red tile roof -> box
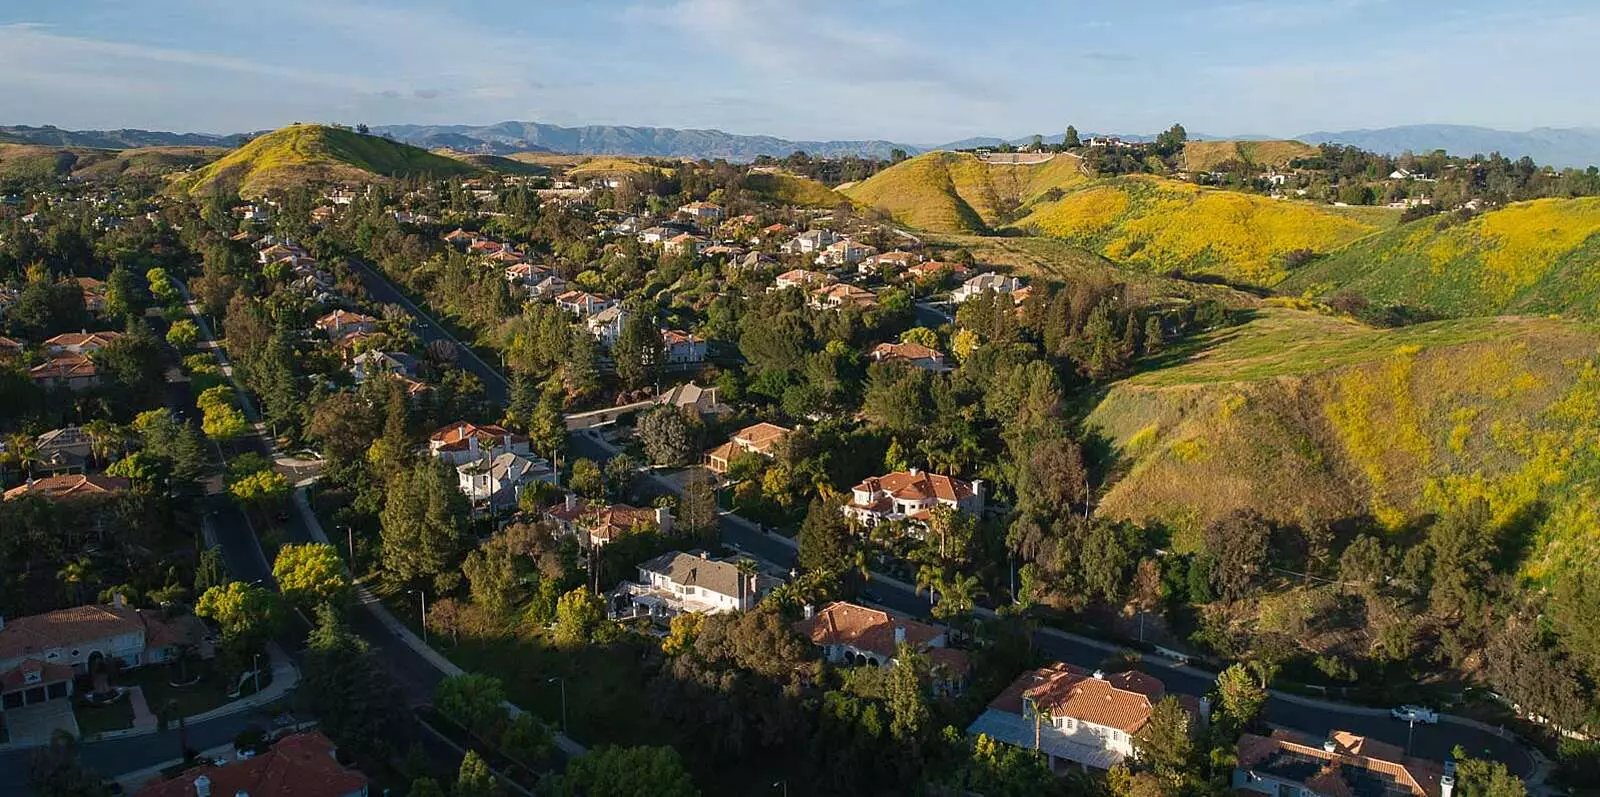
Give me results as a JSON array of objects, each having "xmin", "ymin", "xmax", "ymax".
[
  {"xmin": 990, "ymin": 663, "xmax": 1166, "ymax": 734},
  {"xmin": 795, "ymin": 602, "xmax": 938, "ymax": 659},
  {"xmin": 4, "ymin": 473, "xmax": 128, "ymax": 502},
  {"xmin": 44, "ymin": 330, "xmax": 122, "ymax": 350},
  {"xmin": 0, "ymin": 602, "xmax": 158, "ymax": 660},
  {"xmin": 135, "ymin": 732, "xmax": 368, "ymax": 797},
  {"xmin": 429, "ymin": 421, "xmax": 526, "ymax": 451},
  {"xmin": 851, "ymin": 470, "xmax": 972, "ymax": 503},
  {"xmin": 869, "ymin": 341, "xmax": 944, "ymax": 365},
  {"xmin": 1237, "ymin": 730, "xmax": 1444, "ymax": 797}
]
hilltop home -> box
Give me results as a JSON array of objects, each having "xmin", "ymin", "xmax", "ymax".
[
  {"xmin": 33, "ymin": 427, "xmax": 94, "ymax": 474},
  {"xmin": 1234, "ymin": 730, "xmax": 1450, "ymax": 797},
  {"xmin": 678, "ymin": 201, "xmax": 724, "ymax": 222},
  {"xmin": 428, "ymin": 421, "xmax": 531, "ymax": 466},
  {"xmin": 611, "ymin": 550, "xmax": 762, "ymax": 620},
  {"xmin": 774, "ymin": 269, "xmax": 832, "ymax": 291},
  {"xmin": 859, "ymin": 250, "xmax": 921, "ymax": 275},
  {"xmin": 794, "ymin": 601, "xmax": 970, "ymax": 689},
  {"xmin": 657, "ymin": 381, "xmax": 732, "ymax": 418},
  {"xmin": 967, "ymin": 663, "xmax": 1202, "ymax": 772},
  {"xmin": 348, "ymin": 350, "xmax": 418, "ymax": 383},
  {"xmin": 868, "ymin": 341, "xmax": 948, "ymax": 372},
  {"xmin": 953, "ymin": 272, "xmax": 1025, "ymax": 303},
  {"xmin": 705, "ymin": 422, "xmax": 791, "ymax": 474},
  {"xmin": 810, "ymin": 283, "xmax": 879, "ymax": 311},
  {"xmin": 1, "ymin": 598, "xmax": 207, "ymax": 712},
  {"xmin": 843, "ymin": 468, "xmax": 983, "ymax": 526},
  {"xmin": 135, "ymin": 731, "xmax": 369, "ymax": 797},
  {"xmin": 554, "ymin": 290, "xmax": 616, "ymax": 318},
  {"xmin": 782, "ymin": 229, "xmax": 838, "ymax": 255},
  {"xmin": 816, "ymin": 238, "xmax": 877, "ymax": 267},
  {"xmin": 587, "ymin": 304, "xmax": 630, "ymax": 348},
  {"xmin": 661, "ymin": 330, "xmax": 707, "ymax": 364}
]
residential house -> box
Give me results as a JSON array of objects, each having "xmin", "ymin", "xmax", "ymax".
[
  {"xmin": 545, "ymin": 494, "xmax": 675, "ymax": 548},
  {"xmin": 783, "ymin": 229, "xmax": 838, "ymax": 255},
  {"xmin": 503, "ymin": 262, "xmax": 549, "ymax": 286},
  {"xmin": 34, "ymin": 427, "xmax": 94, "ymax": 474},
  {"xmin": 612, "ymin": 550, "xmax": 763, "ymax": 620},
  {"xmin": 554, "ymin": 290, "xmax": 616, "ymax": 318},
  {"xmin": 736, "ymin": 251, "xmax": 780, "ymax": 271},
  {"xmin": 0, "ymin": 335, "xmax": 23, "ymax": 359},
  {"xmin": 638, "ymin": 226, "xmax": 672, "ymax": 245},
  {"xmin": 1, "ymin": 597, "xmax": 207, "ymax": 713},
  {"xmin": 586, "ymin": 304, "xmax": 629, "ymax": 348},
  {"xmin": 4, "ymin": 473, "xmax": 130, "ymax": 502},
  {"xmin": 485, "ymin": 248, "xmax": 527, "ymax": 266},
  {"xmin": 843, "ymin": 468, "xmax": 983, "ymax": 526},
  {"xmin": 443, "ymin": 228, "xmax": 478, "ymax": 246},
  {"xmin": 966, "ymin": 663, "xmax": 1198, "ymax": 772},
  {"xmin": 774, "ymin": 269, "xmax": 831, "ymax": 291},
  {"xmin": 859, "ymin": 250, "xmax": 920, "ymax": 275},
  {"xmin": 29, "ymin": 354, "xmax": 101, "ymax": 391},
  {"xmin": 314, "ymin": 310, "xmax": 379, "ymax": 339},
  {"xmin": 678, "ymin": 201, "xmax": 724, "ymax": 222},
  {"xmin": 656, "ymin": 381, "xmax": 732, "ymax": 418},
  {"xmin": 794, "ymin": 601, "xmax": 970, "ymax": 687},
  {"xmin": 953, "ymin": 272, "xmax": 1025, "ymax": 303},
  {"xmin": 664, "ymin": 233, "xmax": 707, "ymax": 257},
  {"xmin": 817, "ymin": 238, "xmax": 877, "ymax": 267},
  {"xmin": 348, "ymin": 350, "xmax": 417, "ymax": 383},
  {"xmin": 661, "ymin": 330, "xmax": 707, "ymax": 364},
  {"xmin": 468, "ymin": 239, "xmax": 505, "ymax": 256},
  {"xmin": 705, "ymin": 422, "xmax": 790, "ymax": 474},
  {"xmin": 810, "ymin": 283, "xmax": 878, "ymax": 310},
  {"xmin": 71, "ymin": 277, "xmax": 107, "ymax": 313},
  {"xmin": 1234, "ymin": 730, "xmax": 1450, "ymax": 797},
  {"xmin": 868, "ymin": 341, "xmax": 948, "ymax": 371},
  {"xmin": 427, "ymin": 421, "xmax": 531, "ymax": 466},
  {"xmin": 529, "ymin": 274, "xmax": 571, "ymax": 300},
  {"xmin": 905, "ymin": 260, "xmax": 968, "ymax": 282},
  {"xmin": 134, "ymin": 731, "xmax": 369, "ymax": 797},
  {"xmin": 457, "ymin": 451, "xmax": 558, "ymax": 510},
  {"xmin": 44, "ymin": 330, "xmax": 121, "ymax": 355},
  {"xmin": 701, "ymin": 244, "xmax": 745, "ymax": 260}
]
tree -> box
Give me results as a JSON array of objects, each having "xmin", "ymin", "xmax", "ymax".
[
  {"xmin": 455, "ymin": 750, "xmax": 500, "ymax": 797},
  {"xmin": 28, "ymin": 731, "xmax": 108, "ymax": 797},
  {"xmin": 379, "ymin": 458, "xmax": 468, "ymax": 589},
  {"xmin": 888, "ymin": 648, "xmax": 931, "ymax": 741},
  {"xmin": 570, "ymin": 457, "xmax": 605, "ymax": 499},
  {"xmin": 1065, "ymin": 125, "xmax": 1082, "ymax": 148},
  {"xmin": 228, "ymin": 468, "xmax": 290, "ymax": 512},
  {"xmin": 676, "ymin": 469, "xmax": 719, "ymax": 543},
  {"xmin": 502, "ymin": 712, "xmax": 554, "ymax": 763},
  {"xmin": 900, "ymin": 326, "xmax": 940, "ymax": 349},
  {"xmin": 612, "ymin": 308, "xmax": 665, "ymax": 390},
  {"xmin": 797, "ymin": 499, "xmax": 853, "ymax": 575},
  {"xmin": 1215, "ymin": 663, "xmax": 1268, "ymax": 732},
  {"xmin": 1133, "ymin": 696, "xmax": 1193, "ymax": 787},
  {"xmin": 194, "ymin": 547, "xmax": 226, "ymax": 595},
  {"xmin": 463, "ymin": 538, "xmax": 520, "ymax": 622},
  {"xmin": 637, "ymin": 406, "xmax": 698, "ymax": 467},
  {"xmin": 300, "ymin": 604, "xmax": 406, "ymax": 760},
  {"xmin": 1143, "ymin": 315, "xmax": 1164, "ymax": 357},
  {"xmin": 435, "ymin": 673, "xmax": 509, "ymax": 742},
  {"xmin": 408, "ymin": 778, "xmax": 446, "ymax": 797},
  {"xmin": 165, "ymin": 318, "xmax": 199, "ymax": 350},
  {"xmin": 556, "ymin": 745, "xmax": 700, "ymax": 797},
  {"xmin": 1453, "ymin": 750, "xmax": 1527, "ymax": 797},
  {"xmin": 662, "ymin": 612, "xmax": 705, "ymax": 656},
  {"xmin": 1203, "ymin": 510, "xmax": 1273, "ymax": 601},
  {"xmin": 272, "ymin": 543, "xmax": 349, "ymax": 608},
  {"xmin": 554, "ymin": 587, "xmax": 606, "ymax": 647},
  {"xmin": 196, "ymin": 581, "xmax": 280, "ymax": 649}
]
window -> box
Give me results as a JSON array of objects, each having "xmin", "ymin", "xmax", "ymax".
[
  {"xmin": 1062, "ymin": 717, "xmax": 1077, "ymax": 732},
  {"xmin": 23, "ymin": 670, "xmax": 41, "ymax": 685},
  {"xmin": 70, "ymin": 649, "xmax": 80, "ymax": 658}
]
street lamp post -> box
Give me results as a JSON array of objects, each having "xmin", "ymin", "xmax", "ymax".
[
  {"xmin": 773, "ymin": 780, "xmax": 788, "ymax": 797},
  {"xmin": 343, "ymin": 525, "xmax": 354, "ymax": 564},
  {"xmin": 251, "ymin": 652, "xmax": 261, "ymax": 696},
  {"xmin": 409, "ymin": 589, "xmax": 428, "ymax": 643},
  {"xmin": 547, "ymin": 677, "xmax": 567, "ymax": 735}
]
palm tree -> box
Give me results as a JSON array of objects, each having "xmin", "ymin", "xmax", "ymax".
[
  {"xmin": 82, "ymin": 419, "xmax": 127, "ymax": 468},
  {"xmin": 736, "ymin": 559, "xmax": 760, "ymax": 609},
  {"xmin": 916, "ymin": 564, "xmax": 946, "ymax": 609},
  {"xmin": 4, "ymin": 431, "xmax": 40, "ymax": 481},
  {"xmin": 58, "ymin": 557, "xmax": 95, "ymax": 605},
  {"xmin": 941, "ymin": 572, "xmax": 983, "ymax": 618},
  {"xmin": 852, "ymin": 549, "xmax": 872, "ymax": 588}
]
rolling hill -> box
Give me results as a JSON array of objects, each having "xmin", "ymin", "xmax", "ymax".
[
  {"xmin": 841, "ymin": 151, "xmax": 1089, "ymax": 233},
  {"xmin": 1011, "ymin": 176, "xmax": 1382, "ymax": 286},
  {"xmin": 434, "ymin": 150, "xmax": 549, "ymax": 176},
  {"xmin": 1086, "ymin": 307, "xmax": 1600, "ymax": 580},
  {"xmin": 745, "ymin": 170, "xmax": 847, "ymax": 208},
  {"xmin": 1282, "ymin": 197, "xmax": 1600, "ymax": 318},
  {"xmin": 0, "ymin": 144, "xmax": 224, "ymax": 182},
  {"xmin": 172, "ymin": 124, "xmax": 477, "ymax": 197},
  {"xmin": 1180, "ymin": 139, "xmax": 1318, "ymax": 172}
]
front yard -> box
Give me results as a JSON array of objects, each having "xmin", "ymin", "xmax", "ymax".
[{"xmin": 73, "ymin": 689, "xmax": 135, "ymax": 736}]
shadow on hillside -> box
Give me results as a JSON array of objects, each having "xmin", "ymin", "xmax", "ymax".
[{"xmin": 1163, "ymin": 268, "xmax": 1274, "ymax": 298}]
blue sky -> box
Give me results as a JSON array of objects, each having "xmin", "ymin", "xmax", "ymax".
[{"xmin": 3, "ymin": 0, "xmax": 1600, "ymax": 145}]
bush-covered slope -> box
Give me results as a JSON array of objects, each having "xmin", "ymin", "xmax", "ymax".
[
  {"xmin": 174, "ymin": 124, "xmax": 477, "ymax": 197},
  {"xmin": 841, "ymin": 151, "xmax": 1088, "ymax": 233},
  {"xmin": 1181, "ymin": 139, "xmax": 1318, "ymax": 172},
  {"xmin": 1281, "ymin": 197, "xmax": 1600, "ymax": 317},
  {"xmin": 435, "ymin": 150, "xmax": 549, "ymax": 175},
  {"xmin": 1012, "ymin": 176, "xmax": 1377, "ymax": 285},
  {"xmin": 1088, "ymin": 308, "xmax": 1600, "ymax": 580},
  {"xmin": 745, "ymin": 171, "xmax": 846, "ymax": 208}
]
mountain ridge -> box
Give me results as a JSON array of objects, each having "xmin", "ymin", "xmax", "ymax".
[{"xmin": 369, "ymin": 121, "xmax": 919, "ymax": 162}]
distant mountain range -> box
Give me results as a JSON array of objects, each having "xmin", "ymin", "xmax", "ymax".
[
  {"xmin": 6, "ymin": 120, "xmax": 1600, "ymax": 168},
  {"xmin": 369, "ymin": 122, "xmax": 917, "ymax": 161}
]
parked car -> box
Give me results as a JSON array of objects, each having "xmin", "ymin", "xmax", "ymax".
[{"xmin": 1391, "ymin": 705, "xmax": 1439, "ymax": 724}]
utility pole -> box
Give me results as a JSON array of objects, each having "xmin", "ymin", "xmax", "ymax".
[{"xmin": 548, "ymin": 677, "xmax": 567, "ymax": 735}]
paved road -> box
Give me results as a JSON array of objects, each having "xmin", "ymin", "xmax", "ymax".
[
  {"xmin": 361, "ymin": 257, "xmax": 1536, "ymax": 776},
  {"xmin": 347, "ymin": 258, "xmax": 510, "ymax": 405}
]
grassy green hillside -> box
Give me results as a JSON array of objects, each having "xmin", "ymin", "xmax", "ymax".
[
  {"xmin": 745, "ymin": 171, "xmax": 846, "ymax": 208},
  {"xmin": 841, "ymin": 151, "xmax": 1088, "ymax": 233},
  {"xmin": 436, "ymin": 150, "xmax": 549, "ymax": 176},
  {"xmin": 1012, "ymin": 176, "xmax": 1380, "ymax": 285},
  {"xmin": 1282, "ymin": 197, "xmax": 1600, "ymax": 317},
  {"xmin": 0, "ymin": 144, "xmax": 223, "ymax": 182},
  {"xmin": 562, "ymin": 156, "xmax": 663, "ymax": 180},
  {"xmin": 1087, "ymin": 308, "xmax": 1600, "ymax": 579},
  {"xmin": 174, "ymin": 124, "xmax": 477, "ymax": 197},
  {"xmin": 1181, "ymin": 139, "xmax": 1318, "ymax": 172}
]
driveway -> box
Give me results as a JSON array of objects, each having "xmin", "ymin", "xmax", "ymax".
[{"xmin": 3, "ymin": 700, "xmax": 79, "ymax": 746}]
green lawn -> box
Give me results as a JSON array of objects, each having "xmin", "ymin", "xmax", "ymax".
[
  {"xmin": 75, "ymin": 692, "xmax": 136, "ymax": 736},
  {"xmin": 118, "ymin": 659, "xmax": 269, "ymax": 721}
]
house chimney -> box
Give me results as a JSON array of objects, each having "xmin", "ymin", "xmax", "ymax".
[
  {"xmin": 894, "ymin": 625, "xmax": 906, "ymax": 645},
  {"xmin": 193, "ymin": 775, "xmax": 211, "ymax": 797},
  {"xmin": 1322, "ymin": 739, "xmax": 1337, "ymax": 754},
  {"xmin": 1198, "ymin": 695, "xmax": 1212, "ymax": 727},
  {"xmin": 908, "ymin": 466, "xmax": 920, "ymax": 476},
  {"xmin": 565, "ymin": 493, "xmax": 578, "ymax": 512},
  {"xmin": 803, "ymin": 604, "xmax": 815, "ymax": 620},
  {"xmin": 1441, "ymin": 760, "xmax": 1456, "ymax": 797},
  {"xmin": 1092, "ymin": 669, "xmax": 1106, "ymax": 680},
  {"xmin": 699, "ymin": 550, "xmax": 710, "ymax": 559},
  {"xmin": 655, "ymin": 506, "xmax": 674, "ymax": 534},
  {"xmin": 113, "ymin": 593, "xmax": 126, "ymax": 609}
]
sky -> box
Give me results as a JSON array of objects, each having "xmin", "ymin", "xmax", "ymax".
[{"xmin": 3, "ymin": 0, "xmax": 1600, "ymax": 146}]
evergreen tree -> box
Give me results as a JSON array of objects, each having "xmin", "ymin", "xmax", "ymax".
[{"xmin": 1065, "ymin": 125, "xmax": 1082, "ymax": 148}]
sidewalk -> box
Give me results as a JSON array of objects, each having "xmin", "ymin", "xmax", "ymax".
[{"xmin": 290, "ymin": 488, "xmax": 586, "ymax": 758}]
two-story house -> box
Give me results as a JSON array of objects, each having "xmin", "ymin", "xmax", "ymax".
[
  {"xmin": 554, "ymin": 290, "xmax": 617, "ymax": 318},
  {"xmin": 33, "ymin": 427, "xmax": 94, "ymax": 474},
  {"xmin": 427, "ymin": 421, "xmax": 532, "ymax": 466},
  {"xmin": 774, "ymin": 269, "xmax": 831, "ymax": 291},
  {"xmin": 348, "ymin": 350, "xmax": 417, "ymax": 384},
  {"xmin": 656, "ymin": 381, "xmax": 732, "ymax": 419},
  {"xmin": 314, "ymin": 310, "xmax": 379, "ymax": 340},
  {"xmin": 544, "ymin": 494, "xmax": 675, "ymax": 548},
  {"xmin": 782, "ymin": 229, "xmax": 837, "ymax": 255},
  {"xmin": 842, "ymin": 468, "xmax": 983, "ymax": 527},
  {"xmin": 29, "ymin": 354, "xmax": 101, "ymax": 391},
  {"xmin": 705, "ymin": 422, "xmax": 790, "ymax": 474},
  {"xmin": 661, "ymin": 330, "xmax": 707, "ymax": 364},
  {"xmin": 678, "ymin": 201, "xmax": 724, "ymax": 222},
  {"xmin": 456, "ymin": 451, "xmax": 558, "ymax": 510},
  {"xmin": 4, "ymin": 473, "xmax": 130, "ymax": 503},
  {"xmin": 612, "ymin": 551, "xmax": 762, "ymax": 620},
  {"xmin": 967, "ymin": 663, "xmax": 1200, "ymax": 772},
  {"xmin": 1, "ymin": 598, "xmax": 205, "ymax": 713},
  {"xmin": 859, "ymin": 250, "xmax": 921, "ymax": 275},
  {"xmin": 794, "ymin": 602, "xmax": 970, "ymax": 689},
  {"xmin": 953, "ymin": 272, "xmax": 1026, "ymax": 303},
  {"xmin": 586, "ymin": 304, "xmax": 629, "ymax": 348},
  {"xmin": 1234, "ymin": 730, "xmax": 1450, "ymax": 797},
  {"xmin": 810, "ymin": 283, "xmax": 879, "ymax": 311},
  {"xmin": 816, "ymin": 238, "xmax": 877, "ymax": 267}
]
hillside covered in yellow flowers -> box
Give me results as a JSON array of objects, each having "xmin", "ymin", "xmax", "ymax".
[{"xmin": 1086, "ymin": 307, "xmax": 1600, "ymax": 581}]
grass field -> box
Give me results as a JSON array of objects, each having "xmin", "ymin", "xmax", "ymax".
[
  {"xmin": 1085, "ymin": 307, "xmax": 1600, "ymax": 578},
  {"xmin": 1282, "ymin": 196, "xmax": 1600, "ymax": 317},
  {"xmin": 1011, "ymin": 176, "xmax": 1378, "ymax": 286},
  {"xmin": 173, "ymin": 124, "xmax": 477, "ymax": 197},
  {"xmin": 1180, "ymin": 139, "xmax": 1318, "ymax": 172},
  {"xmin": 562, "ymin": 156, "xmax": 666, "ymax": 180},
  {"xmin": 841, "ymin": 150, "xmax": 1089, "ymax": 233}
]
